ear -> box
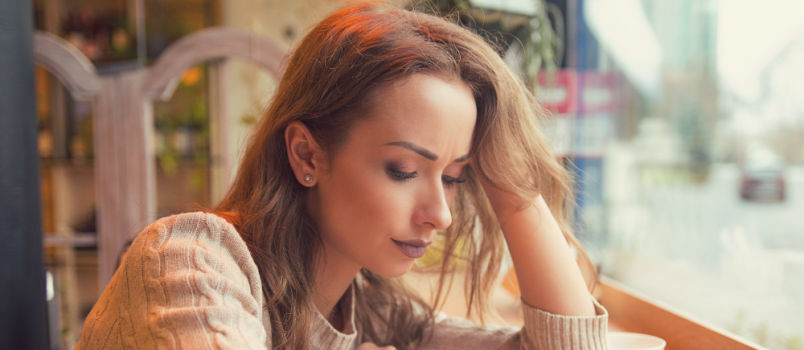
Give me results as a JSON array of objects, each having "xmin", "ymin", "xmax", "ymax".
[{"xmin": 285, "ymin": 121, "xmax": 325, "ymax": 187}]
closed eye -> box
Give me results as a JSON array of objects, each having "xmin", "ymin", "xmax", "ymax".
[
  {"xmin": 386, "ymin": 166, "xmax": 417, "ymax": 181},
  {"xmin": 442, "ymin": 175, "xmax": 466, "ymax": 187},
  {"xmin": 386, "ymin": 164, "xmax": 465, "ymax": 187}
]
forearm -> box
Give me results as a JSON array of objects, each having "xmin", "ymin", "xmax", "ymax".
[{"xmin": 494, "ymin": 195, "xmax": 595, "ymax": 316}]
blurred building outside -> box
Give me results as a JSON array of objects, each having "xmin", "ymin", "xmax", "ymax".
[{"xmin": 580, "ymin": 1, "xmax": 804, "ymax": 349}]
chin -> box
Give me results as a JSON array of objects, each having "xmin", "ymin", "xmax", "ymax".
[{"xmin": 369, "ymin": 261, "xmax": 415, "ymax": 278}]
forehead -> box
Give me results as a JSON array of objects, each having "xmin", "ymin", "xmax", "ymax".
[{"xmin": 350, "ymin": 74, "xmax": 477, "ymax": 158}]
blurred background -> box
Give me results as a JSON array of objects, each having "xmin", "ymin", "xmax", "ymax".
[{"xmin": 27, "ymin": 0, "xmax": 803, "ymax": 348}]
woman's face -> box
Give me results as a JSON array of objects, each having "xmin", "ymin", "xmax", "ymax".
[{"xmin": 311, "ymin": 73, "xmax": 477, "ymax": 277}]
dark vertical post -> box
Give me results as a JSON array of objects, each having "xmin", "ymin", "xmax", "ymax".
[{"xmin": 0, "ymin": 0, "xmax": 50, "ymax": 348}]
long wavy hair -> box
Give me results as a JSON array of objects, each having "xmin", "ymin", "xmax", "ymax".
[{"xmin": 214, "ymin": 4, "xmax": 594, "ymax": 349}]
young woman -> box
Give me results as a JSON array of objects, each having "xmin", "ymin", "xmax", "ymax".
[{"xmin": 77, "ymin": 5, "xmax": 607, "ymax": 349}]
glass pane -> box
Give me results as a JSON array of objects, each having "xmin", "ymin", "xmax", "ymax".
[
  {"xmin": 33, "ymin": 0, "xmax": 139, "ymax": 66},
  {"xmin": 145, "ymin": 0, "xmax": 219, "ymax": 60},
  {"xmin": 152, "ymin": 59, "xmax": 279, "ymax": 217},
  {"xmin": 36, "ymin": 65, "xmax": 99, "ymax": 350},
  {"xmin": 568, "ymin": 0, "xmax": 804, "ymax": 348},
  {"xmin": 153, "ymin": 65, "xmax": 213, "ymax": 216}
]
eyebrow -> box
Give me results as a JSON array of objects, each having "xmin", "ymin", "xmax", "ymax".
[{"xmin": 384, "ymin": 141, "xmax": 471, "ymax": 163}]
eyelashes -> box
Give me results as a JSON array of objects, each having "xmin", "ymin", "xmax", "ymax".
[
  {"xmin": 385, "ymin": 164, "xmax": 466, "ymax": 186},
  {"xmin": 442, "ymin": 175, "xmax": 466, "ymax": 186},
  {"xmin": 386, "ymin": 166, "xmax": 417, "ymax": 181}
]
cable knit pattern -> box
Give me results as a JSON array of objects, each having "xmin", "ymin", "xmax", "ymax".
[{"xmin": 76, "ymin": 212, "xmax": 608, "ymax": 349}]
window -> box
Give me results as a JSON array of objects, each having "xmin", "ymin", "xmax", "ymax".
[{"xmin": 553, "ymin": 1, "xmax": 804, "ymax": 348}]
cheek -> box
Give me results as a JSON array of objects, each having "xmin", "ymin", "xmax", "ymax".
[{"xmin": 319, "ymin": 166, "xmax": 410, "ymax": 240}]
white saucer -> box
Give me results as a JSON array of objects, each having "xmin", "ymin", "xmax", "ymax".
[{"xmin": 608, "ymin": 331, "xmax": 666, "ymax": 350}]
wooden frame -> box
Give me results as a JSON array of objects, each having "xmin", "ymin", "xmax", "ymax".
[
  {"xmin": 33, "ymin": 27, "xmax": 285, "ymax": 290},
  {"xmin": 599, "ymin": 276, "xmax": 764, "ymax": 349}
]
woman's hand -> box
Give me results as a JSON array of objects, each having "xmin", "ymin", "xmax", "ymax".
[
  {"xmin": 476, "ymin": 177, "xmax": 533, "ymax": 227},
  {"xmin": 476, "ymin": 170, "xmax": 596, "ymax": 317},
  {"xmin": 356, "ymin": 342, "xmax": 396, "ymax": 350}
]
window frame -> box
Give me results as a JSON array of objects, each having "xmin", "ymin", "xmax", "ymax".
[{"xmin": 598, "ymin": 276, "xmax": 764, "ymax": 349}]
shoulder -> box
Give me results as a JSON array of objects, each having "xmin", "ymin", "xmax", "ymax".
[
  {"xmin": 144, "ymin": 211, "xmax": 241, "ymax": 242},
  {"xmin": 136, "ymin": 212, "xmax": 250, "ymax": 259},
  {"xmin": 127, "ymin": 211, "xmax": 263, "ymax": 299},
  {"xmin": 77, "ymin": 212, "xmax": 269, "ymax": 348}
]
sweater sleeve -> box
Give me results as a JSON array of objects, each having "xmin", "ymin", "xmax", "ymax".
[
  {"xmin": 75, "ymin": 212, "xmax": 269, "ymax": 350},
  {"xmin": 422, "ymin": 297, "xmax": 608, "ymax": 349}
]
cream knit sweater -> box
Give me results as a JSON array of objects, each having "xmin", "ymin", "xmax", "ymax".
[{"xmin": 76, "ymin": 212, "xmax": 608, "ymax": 349}]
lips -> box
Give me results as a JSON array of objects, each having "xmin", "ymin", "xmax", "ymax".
[{"xmin": 391, "ymin": 239, "xmax": 432, "ymax": 259}]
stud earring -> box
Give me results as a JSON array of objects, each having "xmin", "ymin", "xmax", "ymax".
[{"xmin": 303, "ymin": 174, "xmax": 314, "ymax": 183}]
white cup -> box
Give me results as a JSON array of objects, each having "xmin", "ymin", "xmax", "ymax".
[{"xmin": 608, "ymin": 331, "xmax": 666, "ymax": 350}]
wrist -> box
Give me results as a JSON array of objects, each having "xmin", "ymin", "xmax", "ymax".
[{"xmin": 485, "ymin": 189, "xmax": 537, "ymax": 228}]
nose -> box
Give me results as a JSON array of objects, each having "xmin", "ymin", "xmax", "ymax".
[{"xmin": 413, "ymin": 182, "xmax": 453, "ymax": 230}]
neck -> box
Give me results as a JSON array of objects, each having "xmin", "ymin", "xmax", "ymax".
[{"xmin": 313, "ymin": 241, "xmax": 361, "ymax": 321}]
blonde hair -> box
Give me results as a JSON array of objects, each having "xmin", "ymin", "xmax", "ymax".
[{"xmin": 215, "ymin": 4, "xmax": 594, "ymax": 349}]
